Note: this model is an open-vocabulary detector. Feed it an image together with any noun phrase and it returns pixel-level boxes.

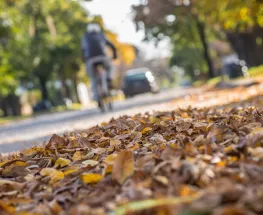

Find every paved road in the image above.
[0,87,199,153]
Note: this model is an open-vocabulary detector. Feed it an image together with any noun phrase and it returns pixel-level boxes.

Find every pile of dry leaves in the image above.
[1,101,263,214]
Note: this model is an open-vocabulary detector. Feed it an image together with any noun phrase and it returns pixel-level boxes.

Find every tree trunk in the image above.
[39,76,48,100]
[72,76,80,103]
[61,79,70,99]
[0,97,9,117]
[196,18,215,78]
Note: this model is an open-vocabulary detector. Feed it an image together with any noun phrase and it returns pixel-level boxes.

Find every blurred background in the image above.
[0,0,262,122]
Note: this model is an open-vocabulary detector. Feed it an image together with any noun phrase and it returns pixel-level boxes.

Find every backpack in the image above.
[84,32,106,58]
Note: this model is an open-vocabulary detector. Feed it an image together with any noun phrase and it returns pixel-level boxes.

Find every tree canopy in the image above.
[133,0,263,79]
[0,1,136,110]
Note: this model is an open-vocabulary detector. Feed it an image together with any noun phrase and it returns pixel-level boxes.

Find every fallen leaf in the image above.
[104,154,118,165]
[141,127,152,134]
[154,175,169,185]
[72,151,83,161]
[248,147,263,159]
[49,199,63,214]
[54,158,71,168]
[0,200,15,213]
[132,132,142,142]
[110,139,121,146]
[0,179,24,190]
[40,168,64,183]
[63,167,79,176]
[82,160,99,167]
[112,151,134,184]
[81,173,102,184]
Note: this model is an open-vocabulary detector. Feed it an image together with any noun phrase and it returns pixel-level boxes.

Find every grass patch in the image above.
[248,65,263,78]
[51,103,83,112]
[0,115,29,125]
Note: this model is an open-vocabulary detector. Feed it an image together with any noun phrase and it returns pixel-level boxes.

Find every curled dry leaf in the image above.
[82,160,99,167]
[0,179,24,190]
[40,168,64,183]
[112,151,134,184]
[110,139,121,147]
[72,151,83,161]
[54,157,71,168]
[141,127,153,134]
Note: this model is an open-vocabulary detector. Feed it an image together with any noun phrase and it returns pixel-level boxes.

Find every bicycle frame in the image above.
[96,65,112,112]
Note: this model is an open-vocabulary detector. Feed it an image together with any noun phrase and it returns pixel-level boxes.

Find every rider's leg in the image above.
[86,60,99,103]
[103,58,114,89]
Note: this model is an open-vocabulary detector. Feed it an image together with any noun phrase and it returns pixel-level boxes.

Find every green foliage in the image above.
[0,0,89,98]
[248,65,263,77]
[169,15,209,79]
[133,0,263,80]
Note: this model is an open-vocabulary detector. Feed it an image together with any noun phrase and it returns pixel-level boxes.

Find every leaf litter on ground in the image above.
[2,86,263,214]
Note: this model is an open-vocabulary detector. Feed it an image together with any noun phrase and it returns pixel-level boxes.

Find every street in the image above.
[0,87,198,153]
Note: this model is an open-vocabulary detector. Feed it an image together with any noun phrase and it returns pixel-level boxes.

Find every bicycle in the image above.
[95,63,113,112]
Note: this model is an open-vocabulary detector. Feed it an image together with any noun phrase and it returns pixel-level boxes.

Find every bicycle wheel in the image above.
[96,65,112,112]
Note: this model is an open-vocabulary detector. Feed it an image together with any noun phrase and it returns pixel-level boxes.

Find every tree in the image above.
[197,0,263,67]
[1,0,89,103]
[133,0,216,78]
[133,0,263,80]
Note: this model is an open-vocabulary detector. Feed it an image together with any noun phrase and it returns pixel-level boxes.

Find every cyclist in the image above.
[81,23,117,108]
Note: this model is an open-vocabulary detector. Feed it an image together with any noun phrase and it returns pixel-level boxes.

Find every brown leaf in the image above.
[112,151,134,184]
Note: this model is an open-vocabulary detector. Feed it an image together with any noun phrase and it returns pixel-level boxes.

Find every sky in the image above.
[81,0,171,59]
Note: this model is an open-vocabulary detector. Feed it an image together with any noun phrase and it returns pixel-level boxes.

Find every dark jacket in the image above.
[81,32,117,61]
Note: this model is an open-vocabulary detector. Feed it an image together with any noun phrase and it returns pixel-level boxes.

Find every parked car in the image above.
[222,56,248,79]
[122,68,159,98]
[33,100,52,113]
[179,80,192,87]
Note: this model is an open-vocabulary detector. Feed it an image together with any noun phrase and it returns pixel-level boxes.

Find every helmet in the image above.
[86,23,101,33]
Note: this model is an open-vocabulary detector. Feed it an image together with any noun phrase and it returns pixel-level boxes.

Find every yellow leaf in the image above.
[49,200,63,214]
[110,138,121,146]
[72,151,83,161]
[104,154,118,165]
[150,117,161,124]
[63,167,79,176]
[19,212,40,215]
[1,161,27,176]
[179,185,198,197]
[54,158,71,168]
[216,160,227,167]
[81,173,102,184]
[131,143,140,151]
[141,127,153,134]
[224,145,234,153]
[82,160,99,167]
[40,168,64,183]
[104,165,113,175]
[23,147,43,156]
[0,161,8,168]
[0,200,15,213]
[101,122,108,126]
[14,161,27,167]
[112,151,134,184]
